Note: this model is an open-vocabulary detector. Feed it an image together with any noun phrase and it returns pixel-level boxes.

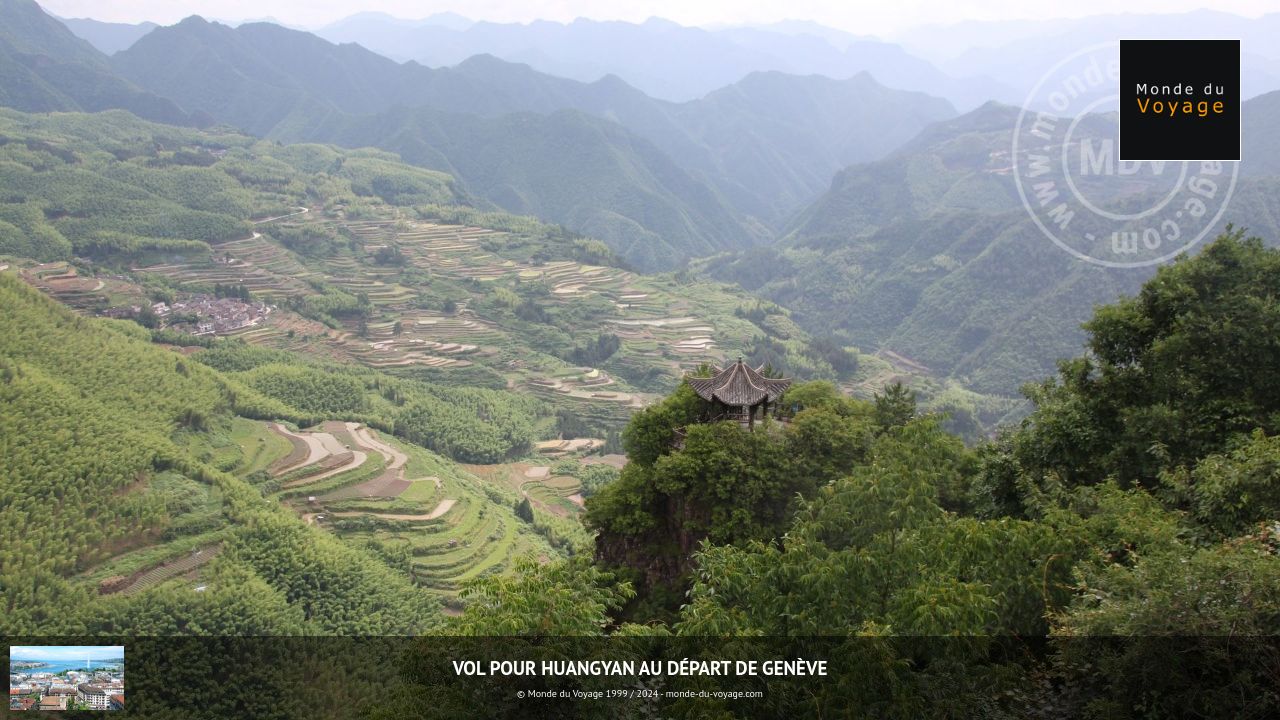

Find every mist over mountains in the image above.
[6,0,1280,394]
[93,13,956,268]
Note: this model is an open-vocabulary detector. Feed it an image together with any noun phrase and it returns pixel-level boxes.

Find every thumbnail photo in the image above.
[9,647,125,712]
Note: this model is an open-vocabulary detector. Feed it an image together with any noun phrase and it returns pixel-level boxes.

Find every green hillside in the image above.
[702,100,1280,397]
[0,271,444,634]
[0,108,889,626]
[0,0,188,123]
[106,15,954,268]
[0,107,460,263]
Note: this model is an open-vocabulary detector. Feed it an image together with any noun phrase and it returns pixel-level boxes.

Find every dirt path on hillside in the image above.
[253,206,309,225]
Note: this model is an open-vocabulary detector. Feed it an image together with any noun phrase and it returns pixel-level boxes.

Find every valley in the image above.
[0,105,872,629]
[1,7,1277,710]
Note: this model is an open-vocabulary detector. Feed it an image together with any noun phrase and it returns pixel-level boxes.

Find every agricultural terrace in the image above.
[264,419,555,603]
[115,206,778,429]
[78,414,554,608]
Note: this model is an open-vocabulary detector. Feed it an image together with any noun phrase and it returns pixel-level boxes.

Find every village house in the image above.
[171,295,272,335]
[76,683,111,710]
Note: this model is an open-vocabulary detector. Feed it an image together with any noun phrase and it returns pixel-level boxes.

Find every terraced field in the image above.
[74,411,554,608]
[139,232,314,299]
[521,466,583,516]
[50,204,793,436]
[267,420,553,602]
[109,545,223,596]
[17,261,146,312]
[312,215,735,380]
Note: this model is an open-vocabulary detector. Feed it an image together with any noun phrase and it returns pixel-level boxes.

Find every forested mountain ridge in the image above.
[102,13,955,267]
[0,0,188,124]
[702,96,1280,397]
[1,107,915,629]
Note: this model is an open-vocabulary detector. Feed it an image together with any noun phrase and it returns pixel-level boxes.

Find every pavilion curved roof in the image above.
[686,359,791,406]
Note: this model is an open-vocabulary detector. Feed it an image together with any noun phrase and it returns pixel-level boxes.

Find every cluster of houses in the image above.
[9,670,124,712]
[102,293,273,336]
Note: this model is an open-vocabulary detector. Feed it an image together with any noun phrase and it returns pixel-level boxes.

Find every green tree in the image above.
[974,230,1280,516]
[873,382,916,432]
[456,557,633,635]
[514,497,534,523]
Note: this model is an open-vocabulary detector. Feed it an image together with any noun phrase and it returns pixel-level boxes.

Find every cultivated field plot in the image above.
[354,217,731,373]
[138,233,314,299]
[267,420,554,601]
[42,205,755,420]
[19,261,146,312]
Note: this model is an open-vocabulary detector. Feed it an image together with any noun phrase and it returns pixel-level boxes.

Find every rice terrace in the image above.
[12,181,803,610]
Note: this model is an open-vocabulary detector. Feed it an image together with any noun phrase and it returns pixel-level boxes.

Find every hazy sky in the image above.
[36,0,1280,36]
[11,646,125,662]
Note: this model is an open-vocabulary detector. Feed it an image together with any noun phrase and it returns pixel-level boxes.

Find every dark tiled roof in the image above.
[686,359,790,406]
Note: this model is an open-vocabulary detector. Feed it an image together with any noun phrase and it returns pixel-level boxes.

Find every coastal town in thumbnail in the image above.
[9,647,124,712]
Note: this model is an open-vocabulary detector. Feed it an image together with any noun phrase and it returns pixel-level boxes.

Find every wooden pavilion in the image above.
[685,359,791,430]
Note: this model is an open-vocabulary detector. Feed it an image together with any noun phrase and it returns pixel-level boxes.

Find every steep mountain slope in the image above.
[669,71,955,223]
[107,16,954,266]
[0,270,446,634]
[703,98,1280,395]
[0,0,187,123]
[301,107,749,269]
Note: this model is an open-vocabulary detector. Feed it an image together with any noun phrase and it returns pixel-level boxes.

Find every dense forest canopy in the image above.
[0,2,1277,715]
[0,107,462,263]
[455,232,1280,715]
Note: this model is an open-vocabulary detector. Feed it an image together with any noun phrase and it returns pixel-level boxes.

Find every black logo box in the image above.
[1120,39,1241,161]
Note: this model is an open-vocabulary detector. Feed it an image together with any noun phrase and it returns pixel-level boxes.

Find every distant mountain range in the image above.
[0,0,961,269]
[0,0,186,124]
[702,94,1280,395]
[102,14,954,268]
[55,8,1280,111]
[313,14,1011,110]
